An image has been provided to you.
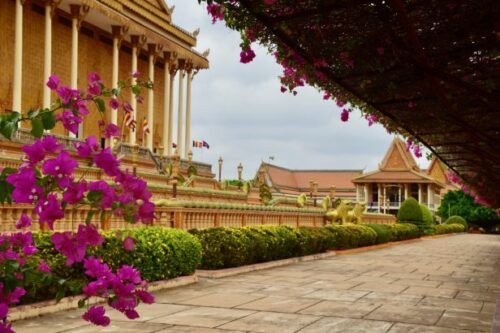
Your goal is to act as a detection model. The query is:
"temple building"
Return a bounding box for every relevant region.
[256,137,458,213]
[0,0,209,159]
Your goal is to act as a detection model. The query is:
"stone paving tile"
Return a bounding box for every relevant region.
[403,286,458,298]
[12,310,87,333]
[438,282,489,291]
[176,292,263,308]
[357,291,423,305]
[149,306,255,328]
[156,327,246,333]
[481,301,497,315]
[348,276,397,284]
[388,323,472,333]
[303,280,361,290]
[436,310,494,331]
[417,296,483,313]
[61,321,168,332]
[258,285,320,297]
[154,288,217,303]
[303,289,369,302]
[299,300,380,318]
[425,275,471,283]
[365,304,444,325]
[296,317,392,333]
[106,303,191,322]
[456,290,499,302]
[353,281,409,293]
[236,296,320,313]
[218,311,320,333]
[393,279,442,288]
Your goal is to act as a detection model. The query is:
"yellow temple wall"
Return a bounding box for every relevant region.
[0,0,167,148]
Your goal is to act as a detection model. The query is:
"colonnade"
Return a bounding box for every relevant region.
[11,0,196,158]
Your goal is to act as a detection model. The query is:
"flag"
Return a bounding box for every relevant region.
[143,117,150,135]
[192,140,203,148]
[124,113,136,131]
[202,140,210,149]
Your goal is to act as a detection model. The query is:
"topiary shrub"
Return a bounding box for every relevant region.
[444,216,468,231]
[388,223,420,241]
[363,224,393,244]
[397,197,423,223]
[420,204,434,225]
[324,224,377,249]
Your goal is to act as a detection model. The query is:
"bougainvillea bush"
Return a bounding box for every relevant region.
[0,72,156,331]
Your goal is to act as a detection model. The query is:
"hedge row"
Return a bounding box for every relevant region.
[190,223,431,270]
[25,227,201,304]
[432,223,465,234]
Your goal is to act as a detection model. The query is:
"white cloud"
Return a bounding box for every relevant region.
[168,1,430,180]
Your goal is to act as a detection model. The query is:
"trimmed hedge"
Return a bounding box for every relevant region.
[191,223,429,270]
[432,224,465,234]
[445,216,468,230]
[26,227,201,304]
[397,197,423,223]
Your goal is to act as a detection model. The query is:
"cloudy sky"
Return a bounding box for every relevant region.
[169,1,429,180]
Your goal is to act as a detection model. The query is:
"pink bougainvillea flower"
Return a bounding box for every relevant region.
[63,181,87,204]
[56,86,80,105]
[408,101,416,108]
[117,265,142,284]
[280,86,287,93]
[42,151,78,188]
[132,70,141,78]
[76,224,104,247]
[413,145,422,158]
[6,287,26,304]
[87,72,103,96]
[37,260,51,273]
[51,231,86,265]
[340,109,349,122]
[40,136,64,154]
[122,236,135,252]
[136,290,155,304]
[93,149,121,177]
[135,95,144,104]
[137,201,155,224]
[240,47,256,64]
[46,74,61,90]
[88,180,116,209]
[0,303,8,320]
[56,110,82,135]
[15,213,32,229]
[6,168,43,204]
[82,306,111,327]
[22,140,46,165]
[207,3,224,24]
[104,123,120,138]
[74,136,99,159]
[366,114,378,127]
[109,98,120,110]
[36,194,65,229]
[123,102,134,114]
[336,99,345,108]
[83,256,111,278]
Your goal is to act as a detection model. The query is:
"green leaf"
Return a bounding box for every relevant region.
[87,190,103,203]
[0,120,17,140]
[85,210,96,224]
[132,85,141,96]
[77,299,86,308]
[95,98,106,113]
[30,118,44,138]
[27,108,41,119]
[41,112,57,130]
[55,289,65,303]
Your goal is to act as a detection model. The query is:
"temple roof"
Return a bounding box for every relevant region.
[258,163,362,192]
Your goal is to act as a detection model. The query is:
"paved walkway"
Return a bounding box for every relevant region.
[13,234,500,333]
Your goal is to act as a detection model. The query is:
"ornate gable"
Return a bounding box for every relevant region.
[428,158,448,184]
[379,137,419,171]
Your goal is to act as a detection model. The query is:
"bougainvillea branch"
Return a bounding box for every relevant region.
[0,73,155,331]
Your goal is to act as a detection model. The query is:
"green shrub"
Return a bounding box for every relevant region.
[324,224,377,249]
[25,227,201,305]
[296,227,336,255]
[397,197,423,223]
[432,224,465,234]
[420,204,434,225]
[444,216,468,230]
[388,223,420,241]
[363,224,393,244]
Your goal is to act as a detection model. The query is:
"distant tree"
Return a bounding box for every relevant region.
[438,190,498,223]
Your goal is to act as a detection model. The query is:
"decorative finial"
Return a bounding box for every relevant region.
[202,48,210,58]
[192,28,200,37]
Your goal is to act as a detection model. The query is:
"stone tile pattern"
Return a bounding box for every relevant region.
[12,234,500,333]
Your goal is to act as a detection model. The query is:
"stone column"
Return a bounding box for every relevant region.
[364,184,369,204]
[418,184,422,203]
[427,184,432,208]
[167,63,177,155]
[70,5,80,138]
[43,1,54,110]
[398,186,402,207]
[377,184,381,213]
[184,65,193,158]
[111,27,121,131]
[129,35,144,145]
[177,60,185,158]
[162,52,172,157]
[13,0,25,115]
[404,184,409,200]
[356,185,360,202]
[383,186,387,214]
[146,44,158,151]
